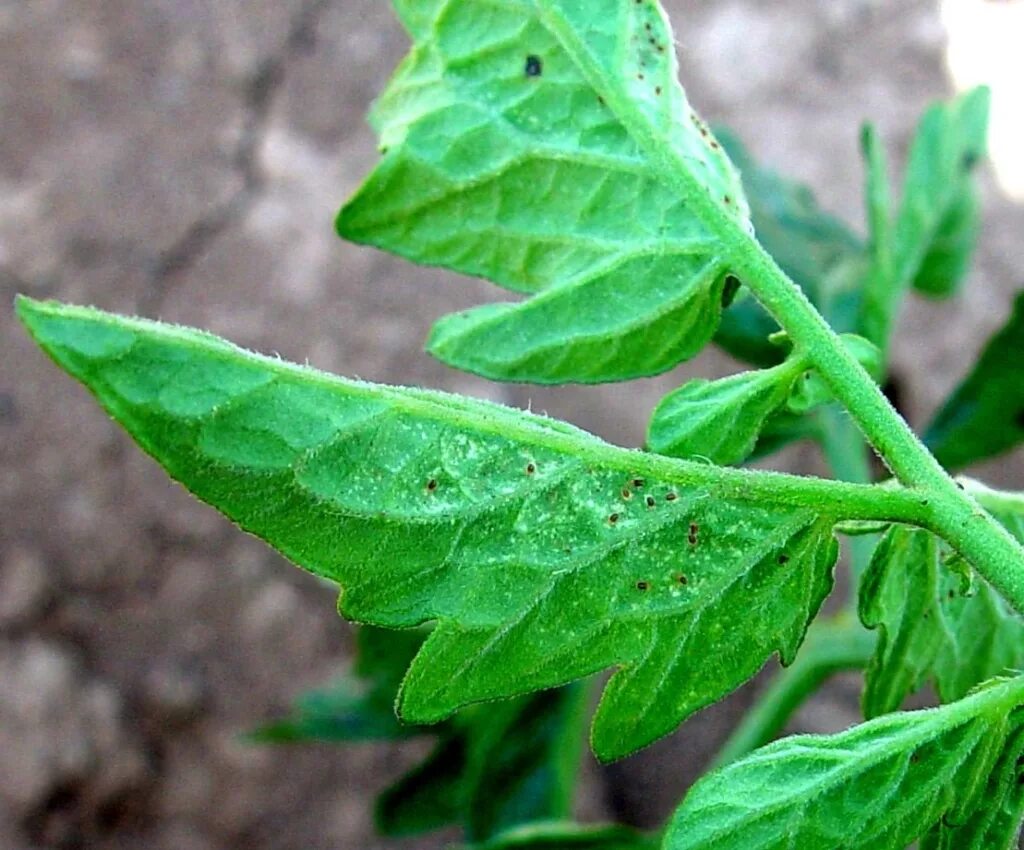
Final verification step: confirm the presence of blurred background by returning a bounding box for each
[2,0,1023,847]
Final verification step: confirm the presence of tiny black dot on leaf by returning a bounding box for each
[609,513,620,525]
[688,535,697,546]
[636,580,649,591]
[646,496,656,508]
[710,141,720,150]
[426,478,438,491]
[525,55,543,78]
[633,478,645,488]
[666,492,678,502]
[690,523,699,534]
[910,751,921,764]
[778,554,790,564]
[621,488,633,500]
[677,574,688,585]
[963,152,979,171]
[526,462,537,475]
[655,86,662,95]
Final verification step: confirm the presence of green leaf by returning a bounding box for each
[919,723,1024,850]
[859,524,1024,719]
[251,625,424,743]
[924,291,1024,470]
[379,685,588,840]
[378,734,466,835]
[392,0,446,38]
[646,357,805,466]
[465,822,658,849]
[339,0,750,384]
[19,298,931,761]
[647,334,879,466]
[712,130,864,367]
[663,676,1024,850]
[896,87,988,299]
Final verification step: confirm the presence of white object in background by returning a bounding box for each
[942,0,1024,201]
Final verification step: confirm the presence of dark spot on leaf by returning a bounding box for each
[710,141,720,150]
[426,478,438,491]
[688,534,697,546]
[645,496,656,508]
[621,488,633,500]
[956,480,965,489]
[963,151,979,171]
[636,580,649,591]
[665,492,678,502]
[638,73,645,81]
[677,574,688,585]
[655,86,662,96]
[910,751,921,764]
[525,55,543,78]
[526,462,536,475]
[609,513,620,525]
[632,478,645,488]
[948,589,956,599]
[778,554,790,564]
[724,195,732,205]
[690,523,699,535]
[597,95,605,106]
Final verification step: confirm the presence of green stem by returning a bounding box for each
[710,615,876,768]
[726,238,1024,612]
[543,0,1024,608]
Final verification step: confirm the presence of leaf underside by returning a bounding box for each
[664,676,1024,850]
[19,297,847,762]
[339,0,751,384]
[859,524,1024,720]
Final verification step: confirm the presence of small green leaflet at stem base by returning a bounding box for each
[463,822,658,850]
[711,129,865,368]
[339,0,750,384]
[664,676,1024,850]
[646,357,804,466]
[924,291,1024,470]
[647,334,879,466]
[19,299,935,761]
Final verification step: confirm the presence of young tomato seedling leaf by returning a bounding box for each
[664,675,1024,850]
[17,298,934,761]
[859,524,1024,718]
[339,0,750,384]
[924,291,1024,470]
